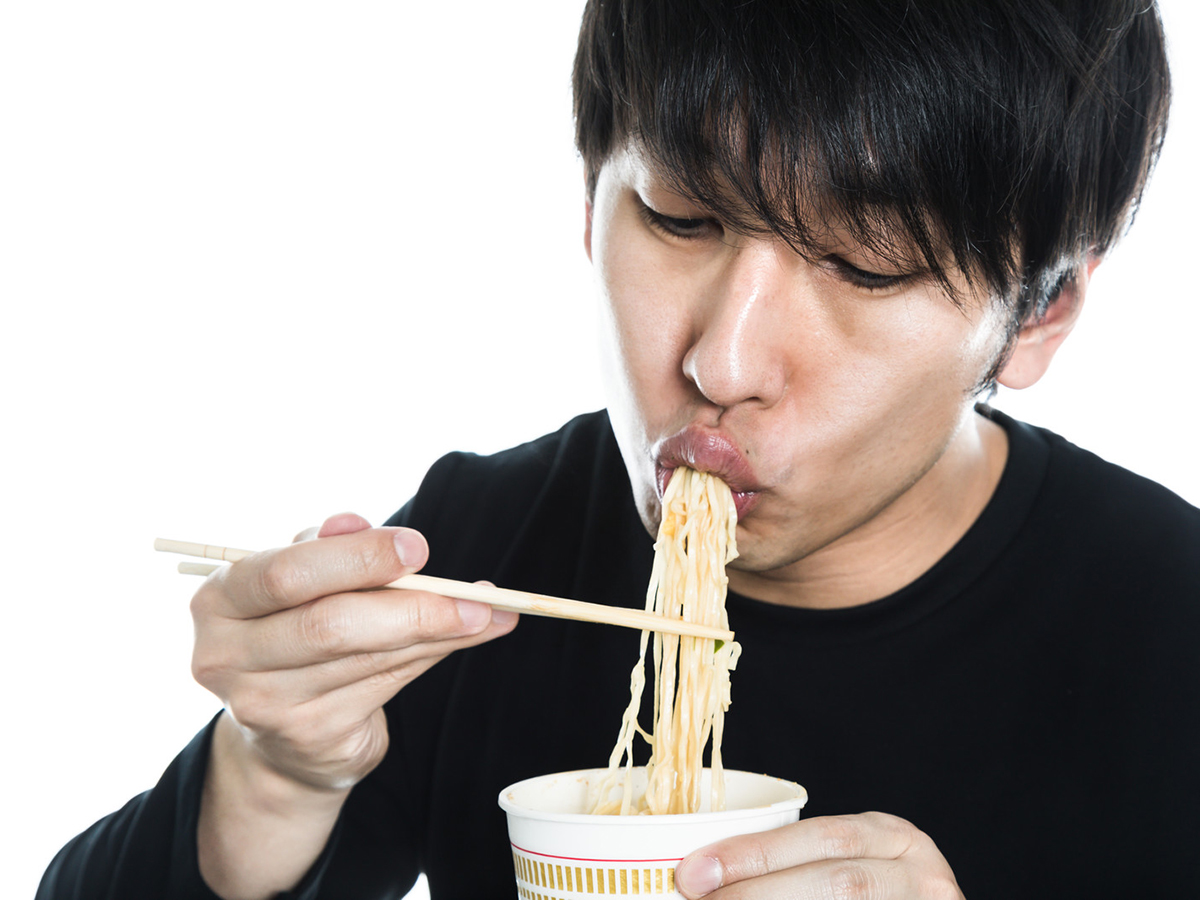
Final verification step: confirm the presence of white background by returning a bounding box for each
[2,2,1195,897]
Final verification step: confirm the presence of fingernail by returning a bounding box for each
[455,598,491,631]
[675,856,722,898]
[392,530,426,568]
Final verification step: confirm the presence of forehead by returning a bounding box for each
[601,143,697,199]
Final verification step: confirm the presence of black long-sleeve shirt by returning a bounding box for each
[39,409,1200,899]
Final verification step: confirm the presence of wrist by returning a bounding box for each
[198,713,351,900]
[217,713,352,815]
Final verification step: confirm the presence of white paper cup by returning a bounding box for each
[498,768,807,899]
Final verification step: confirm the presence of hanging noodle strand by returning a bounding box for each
[590,467,742,815]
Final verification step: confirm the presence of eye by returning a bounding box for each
[824,255,912,291]
[638,202,721,241]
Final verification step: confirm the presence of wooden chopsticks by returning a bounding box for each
[155,538,735,643]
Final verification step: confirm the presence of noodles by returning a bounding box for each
[590,467,742,815]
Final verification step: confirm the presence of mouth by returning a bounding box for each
[654,427,763,520]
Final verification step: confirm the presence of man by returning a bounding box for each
[40,1,1196,898]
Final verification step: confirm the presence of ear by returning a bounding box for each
[584,197,595,263]
[997,255,1100,390]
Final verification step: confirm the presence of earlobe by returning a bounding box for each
[584,198,594,262]
[997,256,1099,390]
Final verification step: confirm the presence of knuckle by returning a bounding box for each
[225,687,280,734]
[188,580,219,622]
[857,810,891,828]
[868,810,915,836]
[820,818,867,861]
[406,595,458,641]
[348,536,399,584]
[712,832,781,888]
[828,862,878,900]
[257,555,306,608]
[190,650,226,691]
[297,599,354,656]
[327,720,389,776]
[887,814,935,860]
[190,630,235,692]
[734,833,775,879]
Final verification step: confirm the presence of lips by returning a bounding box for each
[654,427,763,520]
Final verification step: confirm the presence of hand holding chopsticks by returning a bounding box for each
[156,538,734,643]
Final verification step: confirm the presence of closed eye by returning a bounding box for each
[823,255,913,291]
[638,203,721,241]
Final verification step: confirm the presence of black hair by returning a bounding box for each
[573,0,1170,351]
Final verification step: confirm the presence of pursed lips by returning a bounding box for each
[654,426,763,520]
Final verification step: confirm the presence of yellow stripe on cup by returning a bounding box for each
[510,848,681,897]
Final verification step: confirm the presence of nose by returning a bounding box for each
[681,239,790,411]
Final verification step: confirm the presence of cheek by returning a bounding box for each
[592,224,694,532]
[594,233,691,413]
[782,295,1002,466]
[838,290,1003,394]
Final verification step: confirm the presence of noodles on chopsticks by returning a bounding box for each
[590,467,742,815]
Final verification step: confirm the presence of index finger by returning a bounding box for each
[199,527,429,619]
[675,813,919,898]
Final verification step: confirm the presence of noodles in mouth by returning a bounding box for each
[590,467,742,815]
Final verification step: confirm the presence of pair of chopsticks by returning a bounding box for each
[154,538,735,642]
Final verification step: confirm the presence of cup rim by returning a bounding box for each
[498,767,808,825]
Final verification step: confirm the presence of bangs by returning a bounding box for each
[579,1,1023,303]
[575,0,1170,322]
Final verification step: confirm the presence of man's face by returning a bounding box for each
[587,145,1012,605]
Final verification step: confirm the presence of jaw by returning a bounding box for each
[724,406,1008,608]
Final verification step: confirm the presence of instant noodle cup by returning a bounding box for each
[498,768,807,899]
